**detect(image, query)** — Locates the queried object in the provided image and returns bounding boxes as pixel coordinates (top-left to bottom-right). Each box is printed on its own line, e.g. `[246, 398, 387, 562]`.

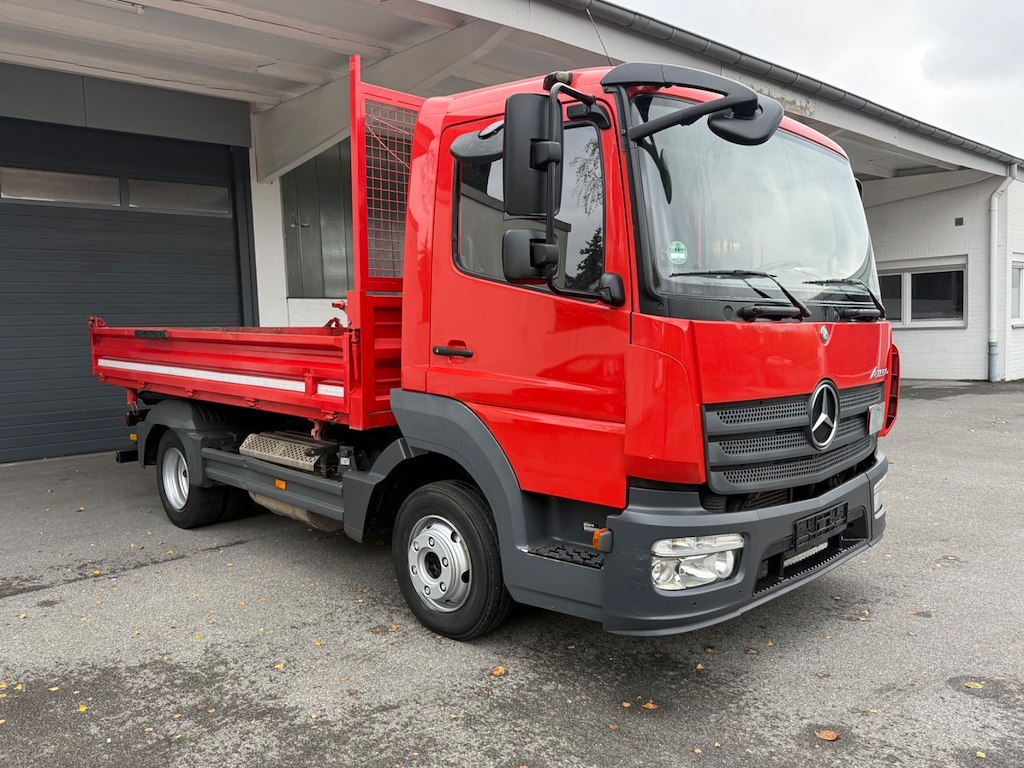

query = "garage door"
[0, 117, 252, 462]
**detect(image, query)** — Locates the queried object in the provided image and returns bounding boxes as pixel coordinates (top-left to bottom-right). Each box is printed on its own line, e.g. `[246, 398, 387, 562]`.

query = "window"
[878, 263, 966, 325]
[0, 167, 119, 206]
[128, 179, 230, 215]
[879, 273, 902, 323]
[0, 167, 230, 217]
[456, 124, 604, 291]
[1012, 261, 1023, 322]
[281, 141, 354, 298]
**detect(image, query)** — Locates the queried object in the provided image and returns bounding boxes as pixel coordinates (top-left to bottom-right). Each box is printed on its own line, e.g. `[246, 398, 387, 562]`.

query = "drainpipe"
[989, 163, 1018, 381]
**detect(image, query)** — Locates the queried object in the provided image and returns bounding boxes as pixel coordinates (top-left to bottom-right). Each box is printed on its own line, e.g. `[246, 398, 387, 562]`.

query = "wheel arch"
[136, 399, 244, 486]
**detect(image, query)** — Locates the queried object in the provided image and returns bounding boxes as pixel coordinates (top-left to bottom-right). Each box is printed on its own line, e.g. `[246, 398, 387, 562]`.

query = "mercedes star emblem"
[808, 381, 840, 450]
[820, 326, 830, 343]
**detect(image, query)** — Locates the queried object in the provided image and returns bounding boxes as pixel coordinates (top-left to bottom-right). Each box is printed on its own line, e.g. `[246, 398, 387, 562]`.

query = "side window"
[456, 124, 605, 291]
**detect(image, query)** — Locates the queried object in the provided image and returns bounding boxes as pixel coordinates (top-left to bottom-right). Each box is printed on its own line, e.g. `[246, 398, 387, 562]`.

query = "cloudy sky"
[619, 0, 1023, 158]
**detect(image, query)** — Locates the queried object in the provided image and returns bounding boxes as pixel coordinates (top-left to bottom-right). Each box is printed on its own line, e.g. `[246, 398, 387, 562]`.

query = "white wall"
[1005, 181, 1024, 379]
[866, 179, 1002, 380]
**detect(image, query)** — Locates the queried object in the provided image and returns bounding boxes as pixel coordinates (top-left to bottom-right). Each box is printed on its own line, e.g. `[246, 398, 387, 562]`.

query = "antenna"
[585, 6, 613, 66]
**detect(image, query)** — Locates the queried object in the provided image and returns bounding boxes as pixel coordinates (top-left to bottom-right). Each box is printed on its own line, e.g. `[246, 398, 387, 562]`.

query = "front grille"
[722, 435, 872, 486]
[718, 416, 865, 458]
[717, 399, 806, 425]
[704, 384, 882, 494]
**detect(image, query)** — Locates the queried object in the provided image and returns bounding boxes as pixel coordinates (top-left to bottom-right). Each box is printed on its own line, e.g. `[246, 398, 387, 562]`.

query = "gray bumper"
[600, 450, 887, 635]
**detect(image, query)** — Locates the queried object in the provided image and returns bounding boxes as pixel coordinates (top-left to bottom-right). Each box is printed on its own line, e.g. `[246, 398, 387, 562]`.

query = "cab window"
[455, 124, 604, 291]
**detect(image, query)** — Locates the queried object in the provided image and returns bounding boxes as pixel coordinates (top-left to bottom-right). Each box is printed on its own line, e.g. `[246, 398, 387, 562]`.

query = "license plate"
[795, 503, 848, 548]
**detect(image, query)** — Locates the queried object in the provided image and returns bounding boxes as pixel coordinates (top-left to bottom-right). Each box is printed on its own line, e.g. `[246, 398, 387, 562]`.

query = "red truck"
[89, 59, 899, 640]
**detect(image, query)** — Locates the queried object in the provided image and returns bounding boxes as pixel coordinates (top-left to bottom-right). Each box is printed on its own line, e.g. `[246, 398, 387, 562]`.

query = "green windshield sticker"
[667, 241, 688, 265]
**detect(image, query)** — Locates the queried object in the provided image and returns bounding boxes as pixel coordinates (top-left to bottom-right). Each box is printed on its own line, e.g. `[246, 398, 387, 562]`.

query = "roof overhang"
[0, 0, 1015, 185]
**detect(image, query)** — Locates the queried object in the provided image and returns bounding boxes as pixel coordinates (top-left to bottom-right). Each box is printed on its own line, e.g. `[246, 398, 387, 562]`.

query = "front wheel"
[393, 481, 512, 640]
[156, 430, 228, 529]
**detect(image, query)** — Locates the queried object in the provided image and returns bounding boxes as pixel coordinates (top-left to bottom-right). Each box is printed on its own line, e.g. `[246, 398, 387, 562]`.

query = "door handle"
[433, 345, 473, 358]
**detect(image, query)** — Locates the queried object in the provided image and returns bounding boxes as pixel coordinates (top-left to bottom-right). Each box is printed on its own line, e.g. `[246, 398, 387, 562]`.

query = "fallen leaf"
[196, 704, 208, 712]
[78, 704, 88, 713]
[694, 747, 703, 754]
[273, 663, 286, 670]
[313, 639, 323, 647]
[703, 646, 714, 653]
[18, 613, 27, 619]
[815, 729, 841, 742]
[746, 648, 758, 656]
[964, 681, 985, 690]
[347, 688, 359, 696]
[0, 682, 5, 689]
[608, 723, 620, 731]
[0, 694, 6, 699]
[641, 699, 658, 710]
[714, 742, 721, 748]
[172, 713, 182, 720]
[766, 640, 775, 648]
[621, 701, 631, 708]
[75, 506, 86, 513]
[194, 633, 204, 640]
[695, 663, 705, 672]
[144, 727, 154, 733]
[310, 712, 318, 720]
[388, 624, 398, 633]
[14, 683, 23, 691]
[239, 600, 247, 606]
[976, 751, 987, 759]
[0, 720, 5, 725]
[91, 570, 102, 577]
[490, 666, 507, 677]
[371, 626, 383, 634]
[132, 630, 142, 637]
[48, 686, 59, 692]
[566, 644, 576, 650]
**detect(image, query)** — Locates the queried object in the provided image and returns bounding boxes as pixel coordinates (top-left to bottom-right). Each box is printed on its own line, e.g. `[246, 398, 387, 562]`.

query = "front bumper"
[601, 450, 887, 635]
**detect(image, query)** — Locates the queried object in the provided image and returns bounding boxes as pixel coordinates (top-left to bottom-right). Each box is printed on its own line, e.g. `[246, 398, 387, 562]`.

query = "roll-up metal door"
[0, 117, 250, 462]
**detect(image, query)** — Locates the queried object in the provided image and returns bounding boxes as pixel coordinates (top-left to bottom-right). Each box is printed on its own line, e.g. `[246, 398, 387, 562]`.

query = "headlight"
[650, 533, 743, 590]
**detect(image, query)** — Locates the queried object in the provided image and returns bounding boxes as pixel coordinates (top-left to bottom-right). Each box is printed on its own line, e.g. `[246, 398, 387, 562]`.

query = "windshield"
[632, 94, 878, 313]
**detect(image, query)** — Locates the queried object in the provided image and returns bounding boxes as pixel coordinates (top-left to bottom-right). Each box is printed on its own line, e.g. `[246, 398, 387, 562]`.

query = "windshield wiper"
[669, 269, 811, 319]
[803, 278, 886, 319]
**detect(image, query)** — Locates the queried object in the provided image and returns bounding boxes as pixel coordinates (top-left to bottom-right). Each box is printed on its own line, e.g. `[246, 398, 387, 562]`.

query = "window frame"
[1011, 257, 1024, 325]
[877, 256, 968, 328]
[0, 164, 232, 218]
[451, 119, 607, 294]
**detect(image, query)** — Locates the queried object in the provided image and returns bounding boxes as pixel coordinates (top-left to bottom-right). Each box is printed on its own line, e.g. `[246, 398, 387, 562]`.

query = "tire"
[393, 480, 513, 640]
[155, 430, 228, 529]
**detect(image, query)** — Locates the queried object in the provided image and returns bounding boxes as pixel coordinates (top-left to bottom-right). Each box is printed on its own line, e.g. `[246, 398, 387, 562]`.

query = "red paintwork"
[89, 59, 897, 504]
[89, 318, 355, 423]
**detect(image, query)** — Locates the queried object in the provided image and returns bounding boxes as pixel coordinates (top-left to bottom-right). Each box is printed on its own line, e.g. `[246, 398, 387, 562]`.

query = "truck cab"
[90, 60, 898, 639]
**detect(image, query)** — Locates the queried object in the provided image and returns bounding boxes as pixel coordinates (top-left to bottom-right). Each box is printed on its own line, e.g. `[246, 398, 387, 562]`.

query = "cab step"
[528, 544, 605, 569]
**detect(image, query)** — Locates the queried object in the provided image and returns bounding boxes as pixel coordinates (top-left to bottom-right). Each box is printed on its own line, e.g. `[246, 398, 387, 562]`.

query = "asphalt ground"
[1, 380, 1023, 767]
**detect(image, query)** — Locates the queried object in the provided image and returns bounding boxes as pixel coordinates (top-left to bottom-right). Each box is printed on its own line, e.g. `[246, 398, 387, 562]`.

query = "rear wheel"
[156, 431, 227, 529]
[393, 480, 512, 640]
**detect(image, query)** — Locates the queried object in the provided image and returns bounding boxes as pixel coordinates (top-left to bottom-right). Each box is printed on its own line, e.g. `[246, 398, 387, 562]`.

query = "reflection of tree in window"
[568, 227, 603, 290]
[570, 137, 601, 216]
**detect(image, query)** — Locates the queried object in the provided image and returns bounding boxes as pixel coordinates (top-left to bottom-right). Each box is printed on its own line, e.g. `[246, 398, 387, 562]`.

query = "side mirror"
[707, 96, 784, 146]
[502, 93, 563, 216]
[597, 273, 626, 307]
[502, 229, 556, 283]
